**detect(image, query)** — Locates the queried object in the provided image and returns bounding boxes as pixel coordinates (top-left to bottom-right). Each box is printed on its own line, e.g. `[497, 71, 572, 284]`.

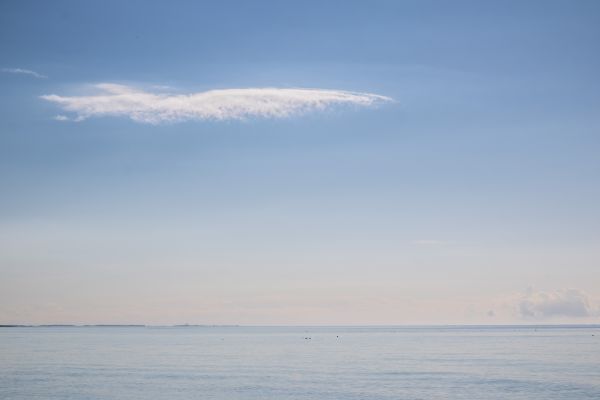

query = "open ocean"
[1, 325, 599, 399]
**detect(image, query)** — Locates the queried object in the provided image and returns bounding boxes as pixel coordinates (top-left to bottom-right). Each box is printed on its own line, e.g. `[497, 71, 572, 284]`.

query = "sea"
[1, 325, 599, 399]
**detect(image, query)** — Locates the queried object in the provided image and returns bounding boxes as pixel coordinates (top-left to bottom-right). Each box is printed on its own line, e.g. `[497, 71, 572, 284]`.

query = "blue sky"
[1, 0, 599, 324]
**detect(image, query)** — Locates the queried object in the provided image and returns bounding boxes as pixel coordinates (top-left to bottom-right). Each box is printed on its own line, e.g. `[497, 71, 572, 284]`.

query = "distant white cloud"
[2, 68, 47, 79]
[518, 288, 598, 319]
[40, 83, 392, 124]
[411, 239, 447, 245]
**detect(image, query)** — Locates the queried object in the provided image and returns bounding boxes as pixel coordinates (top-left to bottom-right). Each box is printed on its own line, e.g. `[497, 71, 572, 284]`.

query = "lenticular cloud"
[41, 84, 391, 124]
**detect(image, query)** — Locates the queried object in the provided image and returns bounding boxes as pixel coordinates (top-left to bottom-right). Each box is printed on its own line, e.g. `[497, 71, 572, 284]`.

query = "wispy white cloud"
[517, 287, 598, 319]
[40, 83, 392, 124]
[411, 239, 447, 245]
[2, 67, 47, 79]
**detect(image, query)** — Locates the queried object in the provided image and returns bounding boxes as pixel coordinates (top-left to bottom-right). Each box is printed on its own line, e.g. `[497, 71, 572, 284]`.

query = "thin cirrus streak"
[41, 83, 392, 124]
[2, 67, 47, 79]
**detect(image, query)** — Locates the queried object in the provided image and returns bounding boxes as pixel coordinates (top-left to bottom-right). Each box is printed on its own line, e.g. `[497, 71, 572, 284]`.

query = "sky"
[1, 0, 599, 325]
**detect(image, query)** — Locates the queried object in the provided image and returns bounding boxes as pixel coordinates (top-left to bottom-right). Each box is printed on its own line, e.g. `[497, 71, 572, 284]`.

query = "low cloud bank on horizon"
[41, 84, 392, 124]
[517, 288, 598, 319]
[2, 67, 47, 79]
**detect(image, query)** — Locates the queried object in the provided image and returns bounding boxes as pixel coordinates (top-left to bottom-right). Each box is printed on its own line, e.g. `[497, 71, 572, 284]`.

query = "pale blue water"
[1, 326, 599, 399]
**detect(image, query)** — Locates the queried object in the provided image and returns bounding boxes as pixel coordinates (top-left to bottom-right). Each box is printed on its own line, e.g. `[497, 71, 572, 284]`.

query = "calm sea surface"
[1, 325, 599, 399]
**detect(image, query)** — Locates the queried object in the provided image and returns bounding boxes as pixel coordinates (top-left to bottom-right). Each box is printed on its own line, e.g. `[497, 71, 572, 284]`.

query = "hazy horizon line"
[2, 323, 599, 328]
